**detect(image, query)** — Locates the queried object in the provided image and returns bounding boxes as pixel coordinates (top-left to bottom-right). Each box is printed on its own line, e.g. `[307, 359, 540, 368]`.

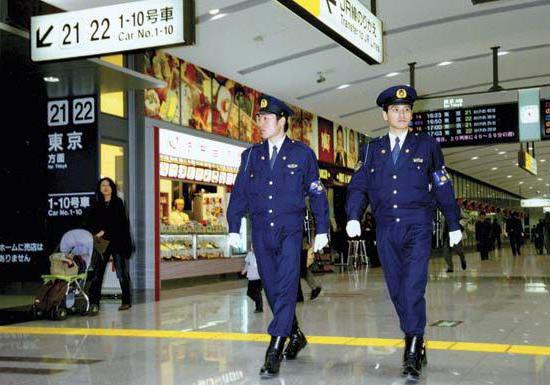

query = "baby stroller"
[33, 229, 99, 320]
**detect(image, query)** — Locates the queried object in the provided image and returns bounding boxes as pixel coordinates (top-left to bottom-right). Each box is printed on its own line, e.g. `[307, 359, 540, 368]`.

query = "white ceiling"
[44, 0, 550, 198]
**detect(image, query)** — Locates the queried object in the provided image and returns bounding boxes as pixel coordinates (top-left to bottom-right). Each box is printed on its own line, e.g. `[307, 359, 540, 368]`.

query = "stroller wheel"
[51, 307, 68, 321]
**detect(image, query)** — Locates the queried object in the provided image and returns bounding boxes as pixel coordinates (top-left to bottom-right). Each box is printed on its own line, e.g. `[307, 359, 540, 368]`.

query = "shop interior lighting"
[337, 84, 350, 90]
[437, 61, 453, 66]
[211, 13, 227, 21]
[208, 9, 220, 15]
[44, 76, 59, 83]
[386, 72, 400, 77]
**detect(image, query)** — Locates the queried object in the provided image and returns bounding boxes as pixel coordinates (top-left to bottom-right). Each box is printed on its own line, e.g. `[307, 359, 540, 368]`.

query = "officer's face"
[382, 104, 412, 130]
[257, 113, 285, 140]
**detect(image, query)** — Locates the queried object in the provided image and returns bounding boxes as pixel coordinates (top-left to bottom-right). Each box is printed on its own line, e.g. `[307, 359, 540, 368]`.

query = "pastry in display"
[145, 89, 161, 118]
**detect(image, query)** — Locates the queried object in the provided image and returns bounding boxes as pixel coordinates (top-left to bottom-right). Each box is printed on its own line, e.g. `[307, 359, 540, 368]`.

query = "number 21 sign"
[48, 97, 95, 127]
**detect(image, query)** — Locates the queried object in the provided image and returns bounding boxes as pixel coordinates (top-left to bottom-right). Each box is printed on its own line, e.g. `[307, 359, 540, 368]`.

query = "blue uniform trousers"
[252, 227, 302, 337]
[376, 222, 432, 337]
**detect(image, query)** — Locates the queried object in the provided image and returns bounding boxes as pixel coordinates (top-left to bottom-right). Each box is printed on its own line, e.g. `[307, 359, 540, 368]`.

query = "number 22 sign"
[47, 97, 95, 127]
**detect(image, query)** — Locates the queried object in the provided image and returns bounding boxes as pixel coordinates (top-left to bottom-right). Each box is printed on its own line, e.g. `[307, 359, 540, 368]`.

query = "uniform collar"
[388, 130, 408, 149]
[268, 135, 286, 151]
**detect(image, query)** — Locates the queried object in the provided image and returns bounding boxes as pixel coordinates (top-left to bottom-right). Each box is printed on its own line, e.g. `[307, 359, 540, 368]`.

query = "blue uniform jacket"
[228, 137, 329, 234]
[346, 132, 459, 231]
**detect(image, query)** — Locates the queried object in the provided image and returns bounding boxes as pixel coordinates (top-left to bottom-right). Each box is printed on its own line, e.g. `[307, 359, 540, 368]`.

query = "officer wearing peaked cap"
[346, 85, 462, 378]
[227, 94, 329, 379]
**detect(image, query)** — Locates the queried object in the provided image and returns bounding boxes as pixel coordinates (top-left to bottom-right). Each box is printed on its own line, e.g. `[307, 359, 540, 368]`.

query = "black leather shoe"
[254, 307, 263, 313]
[446, 268, 454, 273]
[283, 323, 307, 360]
[461, 258, 467, 271]
[310, 287, 322, 300]
[260, 336, 286, 379]
[402, 336, 427, 377]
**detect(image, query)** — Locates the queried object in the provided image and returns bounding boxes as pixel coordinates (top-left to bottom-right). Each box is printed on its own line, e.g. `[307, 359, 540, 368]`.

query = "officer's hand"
[228, 233, 241, 249]
[346, 220, 361, 238]
[449, 230, 462, 247]
[314, 234, 329, 252]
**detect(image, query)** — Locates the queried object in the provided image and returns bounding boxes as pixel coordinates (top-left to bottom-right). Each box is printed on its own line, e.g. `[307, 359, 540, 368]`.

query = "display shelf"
[160, 232, 231, 261]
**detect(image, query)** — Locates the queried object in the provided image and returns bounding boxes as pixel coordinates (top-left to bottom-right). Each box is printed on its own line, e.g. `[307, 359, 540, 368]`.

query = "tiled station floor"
[3, 245, 550, 385]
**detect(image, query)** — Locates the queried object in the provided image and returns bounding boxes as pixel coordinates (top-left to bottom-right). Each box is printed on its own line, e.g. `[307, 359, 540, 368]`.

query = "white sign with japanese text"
[31, 0, 186, 61]
[159, 128, 246, 169]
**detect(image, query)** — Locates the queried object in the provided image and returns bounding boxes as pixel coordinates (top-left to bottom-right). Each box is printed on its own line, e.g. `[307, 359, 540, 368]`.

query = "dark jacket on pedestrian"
[475, 219, 492, 245]
[86, 196, 133, 258]
[506, 217, 523, 238]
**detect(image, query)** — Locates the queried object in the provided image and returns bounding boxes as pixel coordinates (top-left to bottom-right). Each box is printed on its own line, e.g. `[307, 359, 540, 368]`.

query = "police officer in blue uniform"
[345, 85, 462, 378]
[227, 95, 329, 379]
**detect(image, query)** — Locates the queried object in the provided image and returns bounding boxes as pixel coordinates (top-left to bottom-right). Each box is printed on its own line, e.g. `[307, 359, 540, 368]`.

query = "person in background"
[242, 246, 263, 313]
[169, 198, 190, 225]
[444, 213, 467, 272]
[491, 218, 502, 250]
[535, 219, 545, 254]
[87, 177, 133, 311]
[506, 212, 524, 257]
[475, 212, 492, 261]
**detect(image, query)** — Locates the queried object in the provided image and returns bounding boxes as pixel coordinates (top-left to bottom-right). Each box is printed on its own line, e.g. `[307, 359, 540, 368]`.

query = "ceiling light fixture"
[44, 76, 59, 83]
[519, 181, 524, 185]
[541, 159, 546, 162]
[498, 151, 506, 155]
[386, 72, 400, 77]
[538, 178, 543, 181]
[437, 61, 453, 66]
[507, 175, 512, 178]
[210, 13, 227, 21]
[498, 51, 510, 56]
[337, 84, 350, 90]
[208, 8, 220, 15]
[491, 167, 498, 170]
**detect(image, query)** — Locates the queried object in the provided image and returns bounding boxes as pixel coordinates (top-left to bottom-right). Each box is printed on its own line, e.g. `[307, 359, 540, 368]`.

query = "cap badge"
[260, 98, 268, 108]
[396, 88, 407, 98]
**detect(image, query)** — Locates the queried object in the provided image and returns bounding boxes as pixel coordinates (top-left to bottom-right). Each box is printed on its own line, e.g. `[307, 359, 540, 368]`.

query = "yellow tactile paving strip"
[1, 326, 549, 356]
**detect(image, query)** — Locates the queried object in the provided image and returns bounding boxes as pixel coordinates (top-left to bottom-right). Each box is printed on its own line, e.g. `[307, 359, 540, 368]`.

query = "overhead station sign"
[521, 198, 550, 208]
[31, 0, 195, 62]
[277, 0, 383, 64]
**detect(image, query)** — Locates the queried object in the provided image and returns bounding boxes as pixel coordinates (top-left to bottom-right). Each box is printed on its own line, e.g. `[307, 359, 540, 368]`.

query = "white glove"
[228, 233, 241, 249]
[346, 220, 361, 238]
[314, 234, 329, 252]
[449, 230, 462, 247]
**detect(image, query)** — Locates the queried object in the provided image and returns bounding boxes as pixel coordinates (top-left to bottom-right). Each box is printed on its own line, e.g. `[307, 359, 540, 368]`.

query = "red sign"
[318, 117, 334, 163]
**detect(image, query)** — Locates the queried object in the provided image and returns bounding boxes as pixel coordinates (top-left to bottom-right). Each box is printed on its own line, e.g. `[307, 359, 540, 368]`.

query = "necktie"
[270, 146, 278, 170]
[392, 137, 401, 164]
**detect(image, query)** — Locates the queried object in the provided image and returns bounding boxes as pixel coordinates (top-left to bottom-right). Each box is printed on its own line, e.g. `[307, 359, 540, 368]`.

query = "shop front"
[153, 125, 249, 288]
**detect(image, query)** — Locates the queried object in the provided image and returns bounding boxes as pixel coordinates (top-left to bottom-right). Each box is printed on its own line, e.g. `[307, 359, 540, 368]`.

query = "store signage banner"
[31, 0, 194, 62]
[46, 95, 99, 249]
[521, 198, 550, 208]
[159, 128, 246, 169]
[518, 88, 541, 142]
[318, 117, 334, 163]
[277, 0, 383, 64]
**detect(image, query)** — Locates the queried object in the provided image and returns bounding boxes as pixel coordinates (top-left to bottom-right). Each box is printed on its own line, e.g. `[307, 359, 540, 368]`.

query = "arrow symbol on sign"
[36, 25, 53, 48]
[326, 0, 336, 14]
